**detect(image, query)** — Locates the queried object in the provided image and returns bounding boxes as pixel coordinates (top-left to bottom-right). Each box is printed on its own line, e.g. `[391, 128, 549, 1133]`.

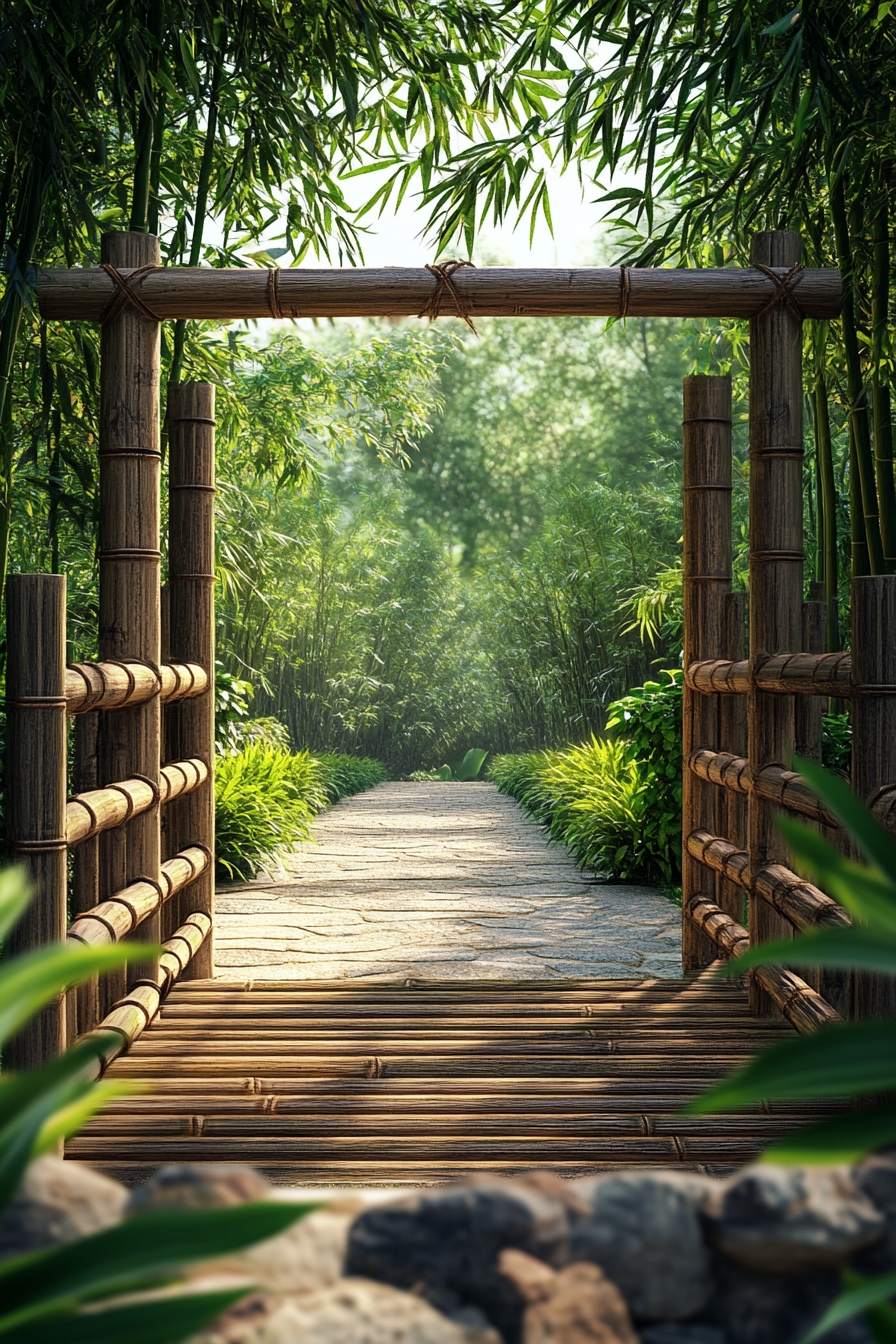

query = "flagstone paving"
[214, 781, 681, 981]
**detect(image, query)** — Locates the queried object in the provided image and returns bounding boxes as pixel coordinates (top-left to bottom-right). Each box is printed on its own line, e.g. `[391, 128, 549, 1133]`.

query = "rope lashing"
[618, 265, 632, 319]
[419, 259, 478, 334]
[99, 263, 162, 323]
[752, 260, 806, 320]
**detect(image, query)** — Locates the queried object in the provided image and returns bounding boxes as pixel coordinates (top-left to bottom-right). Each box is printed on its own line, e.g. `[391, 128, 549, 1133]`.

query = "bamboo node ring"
[267, 267, 284, 319]
[99, 264, 162, 324]
[420, 260, 478, 333]
[14, 837, 67, 852]
[8, 695, 67, 708]
[618, 265, 631, 318]
[752, 260, 806, 320]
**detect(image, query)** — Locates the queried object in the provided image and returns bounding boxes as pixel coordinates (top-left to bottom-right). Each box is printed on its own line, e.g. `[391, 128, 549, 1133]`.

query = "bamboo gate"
[5, 227, 892, 1179]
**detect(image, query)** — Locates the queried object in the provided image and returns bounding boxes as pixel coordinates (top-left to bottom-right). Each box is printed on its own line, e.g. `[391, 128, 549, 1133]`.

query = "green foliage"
[214, 663, 256, 755]
[0, 868, 315, 1341]
[822, 712, 853, 775]
[214, 744, 388, 880]
[432, 749, 489, 782]
[688, 760, 896, 1339]
[488, 736, 670, 886]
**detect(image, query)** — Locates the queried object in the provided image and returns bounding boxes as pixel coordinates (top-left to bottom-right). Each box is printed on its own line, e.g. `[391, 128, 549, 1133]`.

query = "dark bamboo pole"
[97, 231, 162, 1001]
[852, 576, 896, 1018]
[70, 711, 101, 1037]
[165, 382, 215, 977]
[681, 375, 731, 970]
[5, 574, 67, 1067]
[718, 592, 747, 921]
[814, 375, 840, 649]
[747, 231, 804, 1015]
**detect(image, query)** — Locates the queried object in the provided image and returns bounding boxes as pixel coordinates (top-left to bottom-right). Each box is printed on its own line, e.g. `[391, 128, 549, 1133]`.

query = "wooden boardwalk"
[71, 784, 834, 1184]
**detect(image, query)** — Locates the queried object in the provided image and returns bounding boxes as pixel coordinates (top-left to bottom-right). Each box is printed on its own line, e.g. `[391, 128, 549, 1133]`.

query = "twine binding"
[100, 264, 162, 323]
[420, 260, 478, 333]
[752, 261, 806, 320]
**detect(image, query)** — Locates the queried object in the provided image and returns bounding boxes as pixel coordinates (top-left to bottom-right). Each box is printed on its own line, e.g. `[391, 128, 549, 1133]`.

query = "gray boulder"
[127, 1163, 273, 1214]
[704, 1165, 884, 1274]
[0, 1156, 127, 1259]
[346, 1178, 570, 1341]
[566, 1172, 715, 1321]
[700, 1256, 874, 1344]
[853, 1151, 896, 1273]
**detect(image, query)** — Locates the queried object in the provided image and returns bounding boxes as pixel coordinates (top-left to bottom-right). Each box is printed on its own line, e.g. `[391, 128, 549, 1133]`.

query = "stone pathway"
[214, 782, 681, 981]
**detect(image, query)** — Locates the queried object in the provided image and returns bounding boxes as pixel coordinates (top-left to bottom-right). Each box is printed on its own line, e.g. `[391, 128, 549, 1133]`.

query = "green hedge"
[215, 743, 388, 881]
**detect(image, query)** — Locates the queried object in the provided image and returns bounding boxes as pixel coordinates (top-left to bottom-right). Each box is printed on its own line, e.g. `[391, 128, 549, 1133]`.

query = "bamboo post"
[97, 231, 162, 1000]
[718, 592, 747, 920]
[69, 711, 101, 1037]
[165, 382, 215, 977]
[852, 575, 896, 1018]
[5, 574, 68, 1067]
[681, 375, 732, 970]
[747, 231, 804, 1015]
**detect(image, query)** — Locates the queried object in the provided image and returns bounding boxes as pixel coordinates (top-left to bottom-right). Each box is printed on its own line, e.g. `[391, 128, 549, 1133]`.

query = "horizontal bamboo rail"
[66, 660, 207, 714]
[682, 894, 840, 1034]
[687, 829, 850, 933]
[37, 264, 842, 323]
[81, 912, 212, 1077]
[65, 758, 209, 846]
[67, 845, 212, 946]
[686, 652, 852, 697]
[687, 749, 840, 828]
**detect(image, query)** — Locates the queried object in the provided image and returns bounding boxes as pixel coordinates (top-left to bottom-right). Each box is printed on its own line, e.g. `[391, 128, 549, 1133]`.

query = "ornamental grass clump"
[214, 745, 329, 881]
[315, 752, 389, 802]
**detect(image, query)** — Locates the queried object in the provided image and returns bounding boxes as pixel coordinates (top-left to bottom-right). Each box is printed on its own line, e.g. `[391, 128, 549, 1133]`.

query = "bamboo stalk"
[686, 651, 851, 696]
[36, 265, 843, 324]
[66, 759, 209, 846]
[97, 231, 162, 1000]
[747, 231, 804, 1013]
[68, 845, 211, 946]
[4, 574, 68, 1067]
[852, 576, 896, 1018]
[681, 375, 732, 971]
[66, 660, 207, 714]
[795, 582, 826, 760]
[872, 199, 896, 570]
[165, 382, 215, 971]
[687, 749, 838, 827]
[814, 374, 841, 648]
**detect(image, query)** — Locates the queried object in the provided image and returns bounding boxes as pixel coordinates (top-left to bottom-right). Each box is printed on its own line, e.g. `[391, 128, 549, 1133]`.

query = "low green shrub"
[488, 738, 658, 883]
[215, 746, 388, 881]
[315, 752, 389, 801]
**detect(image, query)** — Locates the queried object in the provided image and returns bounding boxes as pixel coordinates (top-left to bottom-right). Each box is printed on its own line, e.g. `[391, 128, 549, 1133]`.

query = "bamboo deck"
[69, 973, 838, 1185]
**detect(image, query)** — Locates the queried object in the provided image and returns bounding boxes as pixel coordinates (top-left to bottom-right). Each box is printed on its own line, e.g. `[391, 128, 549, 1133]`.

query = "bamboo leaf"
[761, 1106, 896, 1166]
[802, 1273, 896, 1343]
[0, 1288, 250, 1344]
[0, 945, 154, 1048]
[723, 927, 896, 977]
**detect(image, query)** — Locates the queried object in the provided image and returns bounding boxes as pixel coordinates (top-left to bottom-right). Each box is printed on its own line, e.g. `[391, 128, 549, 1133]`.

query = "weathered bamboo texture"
[686, 652, 852, 696]
[66, 759, 209, 846]
[68, 845, 211, 946]
[682, 895, 840, 1034]
[97, 230, 163, 997]
[686, 829, 850, 932]
[852, 576, 896, 1018]
[80, 912, 212, 1078]
[36, 265, 842, 322]
[795, 582, 826, 758]
[164, 383, 215, 971]
[748, 231, 804, 1013]
[681, 375, 731, 971]
[687, 749, 839, 827]
[66, 660, 207, 714]
[5, 575, 68, 1068]
[719, 593, 748, 919]
[70, 710, 101, 1039]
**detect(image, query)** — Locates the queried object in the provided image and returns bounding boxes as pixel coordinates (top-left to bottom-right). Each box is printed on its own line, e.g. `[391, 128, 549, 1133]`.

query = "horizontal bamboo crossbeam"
[687, 829, 850, 933]
[67, 845, 211, 946]
[81, 912, 212, 1077]
[687, 749, 839, 827]
[686, 652, 852, 697]
[65, 758, 209, 846]
[682, 895, 840, 1034]
[65, 660, 207, 714]
[36, 264, 842, 323]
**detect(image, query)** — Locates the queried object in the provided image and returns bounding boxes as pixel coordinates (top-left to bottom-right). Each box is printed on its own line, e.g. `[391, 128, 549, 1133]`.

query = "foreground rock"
[190, 1277, 502, 1344]
[0, 1156, 127, 1258]
[499, 1248, 638, 1344]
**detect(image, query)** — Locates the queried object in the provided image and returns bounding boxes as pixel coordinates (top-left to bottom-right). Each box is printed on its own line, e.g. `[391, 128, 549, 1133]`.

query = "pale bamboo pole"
[97, 231, 162, 1006]
[681, 375, 731, 970]
[852, 575, 896, 1018]
[747, 231, 804, 1015]
[5, 574, 68, 1066]
[165, 382, 215, 976]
